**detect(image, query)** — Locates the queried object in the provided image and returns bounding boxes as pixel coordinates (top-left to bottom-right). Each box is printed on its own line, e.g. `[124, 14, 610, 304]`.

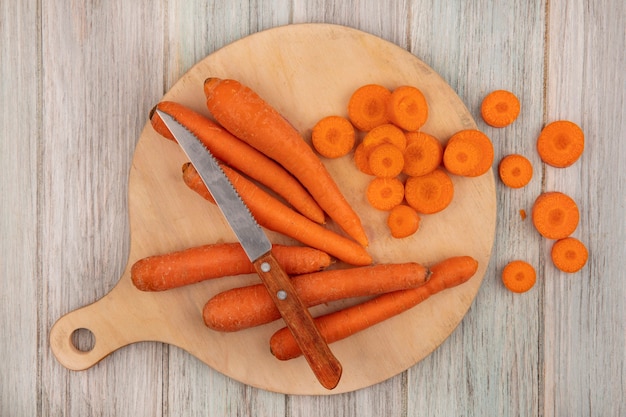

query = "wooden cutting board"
[50, 23, 496, 395]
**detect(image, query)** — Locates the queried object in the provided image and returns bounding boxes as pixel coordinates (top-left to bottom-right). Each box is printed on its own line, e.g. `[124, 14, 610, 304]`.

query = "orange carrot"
[404, 168, 454, 214]
[368, 143, 405, 178]
[269, 256, 478, 360]
[151, 101, 325, 224]
[498, 154, 533, 188]
[203, 262, 430, 331]
[531, 191, 579, 239]
[480, 90, 521, 128]
[182, 162, 372, 266]
[361, 123, 407, 152]
[501, 260, 536, 293]
[402, 131, 443, 177]
[519, 209, 527, 220]
[353, 143, 374, 175]
[131, 243, 332, 291]
[386, 204, 421, 238]
[442, 129, 494, 177]
[311, 115, 356, 158]
[347, 84, 392, 131]
[536, 120, 584, 168]
[204, 78, 368, 246]
[551, 237, 588, 273]
[386, 85, 429, 131]
[366, 177, 405, 211]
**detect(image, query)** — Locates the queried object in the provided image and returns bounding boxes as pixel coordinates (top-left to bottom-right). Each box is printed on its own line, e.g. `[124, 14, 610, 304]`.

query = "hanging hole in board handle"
[70, 328, 96, 353]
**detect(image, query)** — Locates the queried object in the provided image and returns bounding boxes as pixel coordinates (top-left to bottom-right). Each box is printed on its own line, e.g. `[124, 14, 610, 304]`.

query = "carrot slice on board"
[366, 177, 405, 211]
[404, 168, 454, 214]
[402, 131, 443, 177]
[443, 129, 494, 177]
[347, 84, 392, 131]
[386, 85, 429, 131]
[311, 115, 356, 158]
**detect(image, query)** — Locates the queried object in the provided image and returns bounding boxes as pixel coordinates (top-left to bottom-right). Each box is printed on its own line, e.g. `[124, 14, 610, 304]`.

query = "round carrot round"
[480, 90, 520, 128]
[347, 84, 392, 131]
[404, 168, 454, 214]
[368, 143, 405, 178]
[362, 123, 407, 151]
[366, 177, 405, 211]
[498, 154, 533, 188]
[502, 260, 536, 293]
[551, 237, 588, 273]
[443, 129, 494, 177]
[353, 143, 374, 175]
[532, 191, 579, 239]
[536, 120, 584, 167]
[387, 204, 421, 238]
[311, 115, 356, 158]
[402, 131, 443, 177]
[386, 85, 429, 131]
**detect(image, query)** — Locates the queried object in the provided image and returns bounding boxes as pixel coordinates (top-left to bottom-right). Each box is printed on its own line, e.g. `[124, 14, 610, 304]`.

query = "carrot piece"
[519, 209, 527, 220]
[501, 260, 536, 293]
[404, 168, 454, 214]
[402, 131, 443, 177]
[368, 143, 405, 178]
[442, 129, 494, 177]
[311, 115, 356, 158]
[386, 85, 429, 131]
[131, 243, 331, 291]
[551, 237, 588, 273]
[531, 191, 579, 239]
[203, 262, 430, 332]
[386, 204, 421, 238]
[498, 154, 533, 188]
[151, 101, 325, 224]
[347, 84, 392, 131]
[353, 143, 374, 175]
[536, 120, 584, 168]
[269, 256, 478, 360]
[480, 90, 521, 128]
[182, 163, 372, 266]
[361, 123, 407, 152]
[204, 78, 368, 246]
[366, 177, 405, 211]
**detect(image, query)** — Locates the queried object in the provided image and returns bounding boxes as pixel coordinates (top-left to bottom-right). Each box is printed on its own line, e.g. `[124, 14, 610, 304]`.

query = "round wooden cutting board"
[50, 23, 496, 395]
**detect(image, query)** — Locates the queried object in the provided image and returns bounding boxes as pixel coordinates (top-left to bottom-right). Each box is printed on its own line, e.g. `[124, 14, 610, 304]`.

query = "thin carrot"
[386, 85, 429, 131]
[311, 115, 356, 158]
[480, 90, 521, 128]
[531, 191, 579, 239]
[361, 123, 407, 152]
[269, 256, 479, 360]
[204, 78, 368, 246]
[203, 262, 430, 332]
[386, 204, 421, 238]
[402, 131, 443, 177]
[442, 129, 494, 177]
[501, 260, 536, 293]
[366, 177, 405, 211]
[498, 154, 533, 188]
[347, 84, 392, 131]
[551, 237, 588, 273]
[536, 120, 584, 168]
[404, 168, 454, 214]
[182, 162, 373, 266]
[131, 243, 332, 291]
[368, 143, 405, 178]
[151, 101, 325, 224]
[519, 209, 527, 220]
[353, 143, 374, 175]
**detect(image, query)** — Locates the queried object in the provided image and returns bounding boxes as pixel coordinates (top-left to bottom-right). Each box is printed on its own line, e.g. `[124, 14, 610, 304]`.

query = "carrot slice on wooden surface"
[480, 90, 521, 128]
[368, 143, 405, 178]
[536, 120, 584, 168]
[347, 84, 392, 131]
[498, 154, 533, 188]
[361, 123, 407, 151]
[404, 168, 454, 214]
[551, 237, 588, 273]
[442, 129, 494, 177]
[366, 177, 405, 211]
[386, 204, 421, 238]
[311, 115, 356, 158]
[386, 85, 429, 131]
[353, 142, 375, 175]
[402, 131, 443, 177]
[502, 260, 536, 293]
[531, 191, 579, 239]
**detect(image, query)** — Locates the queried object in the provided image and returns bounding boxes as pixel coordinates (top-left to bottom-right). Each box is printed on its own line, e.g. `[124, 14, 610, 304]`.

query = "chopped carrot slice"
[551, 237, 588, 273]
[362, 123, 407, 151]
[402, 131, 443, 177]
[502, 260, 536, 293]
[519, 209, 527, 220]
[480, 90, 521, 128]
[532, 191, 579, 239]
[443, 129, 494, 177]
[348, 84, 392, 131]
[366, 177, 405, 211]
[311, 115, 356, 158]
[368, 143, 405, 178]
[404, 168, 454, 214]
[353, 143, 374, 175]
[498, 154, 533, 188]
[536, 120, 584, 168]
[387, 204, 421, 238]
[386, 85, 429, 131]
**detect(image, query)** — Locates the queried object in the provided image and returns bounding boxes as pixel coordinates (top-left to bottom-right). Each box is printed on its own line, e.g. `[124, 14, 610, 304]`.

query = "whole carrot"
[269, 256, 478, 360]
[150, 101, 325, 224]
[203, 78, 369, 247]
[182, 163, 373, 266]
[131, 243, 332, 291]
[203, 262, 430, 331]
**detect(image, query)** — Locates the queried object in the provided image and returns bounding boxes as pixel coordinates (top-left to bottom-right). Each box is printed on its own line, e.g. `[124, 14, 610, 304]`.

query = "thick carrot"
[443, 129, 494, 177]
[480, 90, 520, 128]
[386, 85, 429, 131]
[269, 256, 479, 360]
[536, 120, 584, 168]
[366, 177, 405, 211]
[501, 260, 536, 293]
[204, 78, 368, 247]
[347, 84, 392, 131]
[551, 237, 588, 273]
[386, 204, 421, 238]
[131, 243, 332, 291]
[203, 262, 430, 332]
[182, 162, 373, 266]
[531, 191, 579, 239]
[498, 154, 533, 188]
[404, 168, 454, 214]
[311, 115, 356, 158]
[368, 143, 405, 178]
[150, 101, 325, 224]
[402, 131, 443, 177]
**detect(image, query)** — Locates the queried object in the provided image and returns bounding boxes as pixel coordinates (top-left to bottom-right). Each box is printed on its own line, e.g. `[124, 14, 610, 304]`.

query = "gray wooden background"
[1, 1, 624, 416]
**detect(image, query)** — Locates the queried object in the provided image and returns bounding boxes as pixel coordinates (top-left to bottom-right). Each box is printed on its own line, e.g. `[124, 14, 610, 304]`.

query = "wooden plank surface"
[1, 0, 624, 416]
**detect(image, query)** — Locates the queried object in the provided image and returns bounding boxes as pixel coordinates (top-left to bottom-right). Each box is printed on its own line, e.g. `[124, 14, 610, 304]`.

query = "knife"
[155, 109, 342, 390]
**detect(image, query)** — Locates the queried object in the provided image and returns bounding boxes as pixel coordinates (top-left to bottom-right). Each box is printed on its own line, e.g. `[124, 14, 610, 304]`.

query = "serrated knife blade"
[155, 109, 342, 390]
